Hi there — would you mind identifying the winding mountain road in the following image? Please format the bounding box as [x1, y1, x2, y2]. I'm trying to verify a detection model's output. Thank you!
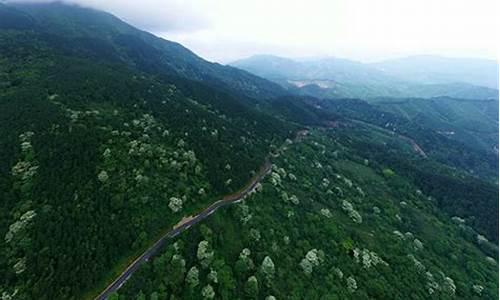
[94, 128, 310, 299]
[94, 159, 273, 300]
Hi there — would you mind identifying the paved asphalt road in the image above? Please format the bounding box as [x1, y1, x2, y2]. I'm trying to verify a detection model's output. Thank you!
[94, 160, 273, 300]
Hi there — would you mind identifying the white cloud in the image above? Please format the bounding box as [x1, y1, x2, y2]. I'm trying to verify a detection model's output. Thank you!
[6, 0, 499, 62]
[6, 0, 212, 32]
[160, 0, 500, 62]
[86, 0, 212, 32]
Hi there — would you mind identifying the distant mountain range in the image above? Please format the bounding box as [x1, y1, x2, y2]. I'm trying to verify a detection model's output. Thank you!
[372, 55, 499, 89]
[231, 54, 499, 100]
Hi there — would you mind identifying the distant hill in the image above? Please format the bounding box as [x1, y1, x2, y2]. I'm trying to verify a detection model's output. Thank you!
[372, 55, 499, 89]
[231, 54, 405, 89]
[231, 55, 499, 100]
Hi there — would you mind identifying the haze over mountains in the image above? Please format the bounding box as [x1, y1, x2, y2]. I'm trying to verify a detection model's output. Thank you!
[372, 55, 499, 89]
[0, 2, 498, 300]
[231, 54, 499, 100]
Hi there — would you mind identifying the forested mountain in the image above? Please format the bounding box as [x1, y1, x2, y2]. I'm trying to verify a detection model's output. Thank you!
[0, 3, 329, 299]
[311, 97, 499, 181]
[231, 55, 499, 100]
[372, 97, 498, 155]
[117, 127, 498, 300]
[0, 2, 498, 300]
[1, 2, 287, 99]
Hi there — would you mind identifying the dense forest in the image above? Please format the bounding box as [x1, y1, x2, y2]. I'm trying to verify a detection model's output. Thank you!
[116, 129, 498, 299]
[0, 3, 331, 298]
[313, 97, 498, 181]
[0, 2, 498, 300]
[0, 49, 303, 299]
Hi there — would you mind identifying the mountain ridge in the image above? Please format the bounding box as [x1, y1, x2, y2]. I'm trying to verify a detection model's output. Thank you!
[6, 2, 289, 99]
[230, 54, 499, 100]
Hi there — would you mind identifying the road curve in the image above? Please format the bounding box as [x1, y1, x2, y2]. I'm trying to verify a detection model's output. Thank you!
[94, 159, 273, 300]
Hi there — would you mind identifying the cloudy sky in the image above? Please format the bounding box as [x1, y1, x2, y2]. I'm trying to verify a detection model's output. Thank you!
[8, 0, 500, 63]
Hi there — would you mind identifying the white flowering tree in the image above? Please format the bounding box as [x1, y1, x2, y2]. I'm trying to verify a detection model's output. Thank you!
[352, 248, 388, 269]
[270, 172, 281, 186]
[4, 210, 37, 274]
[97, 170, 109, 183]
[244, 276, 259, 298]
[289, 195, 300, 205]
[12, 132, 39, 192]
[186, 266, 199, 288]
[341, 200, 362, 223]
[235, 248, 254, 277]
[207, 269, 218, 283]
[472, 284, 484, 295]
[299, 257, 314, 275]
[249, 228, 261, 241]
[260, 256, 275, 278]
[407, 254, 425, 273]
[197, 240, 214, 269]
[442, 276, 456, 295]
[300, 249, 323, 275]
[413, 239, 424, 251]
[201, 284, 215, 299]
[102, 148, 111, 159]
[426, 272, 439, 295]
[346, 276, 357, 293]
[168, 197, 183, 213]
[238, 202, 252, 224]
[333, 267, 344, 279]
[320, 208, 332, 218]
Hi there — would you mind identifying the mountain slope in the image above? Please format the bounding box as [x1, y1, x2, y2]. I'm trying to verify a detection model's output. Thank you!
[1, 3, 321, 299]
[306, 97, 499, 243]
[4, 2, 288, 99]
[312, 97, 498, 180]
[0, 54, 288, 299]
[372, 97, 499, 153]
[116, 128, 498, 299]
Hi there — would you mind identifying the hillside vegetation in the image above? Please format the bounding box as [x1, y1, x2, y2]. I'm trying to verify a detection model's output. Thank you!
[116, 128, 499, 299]
[0, 3, 497, 300]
